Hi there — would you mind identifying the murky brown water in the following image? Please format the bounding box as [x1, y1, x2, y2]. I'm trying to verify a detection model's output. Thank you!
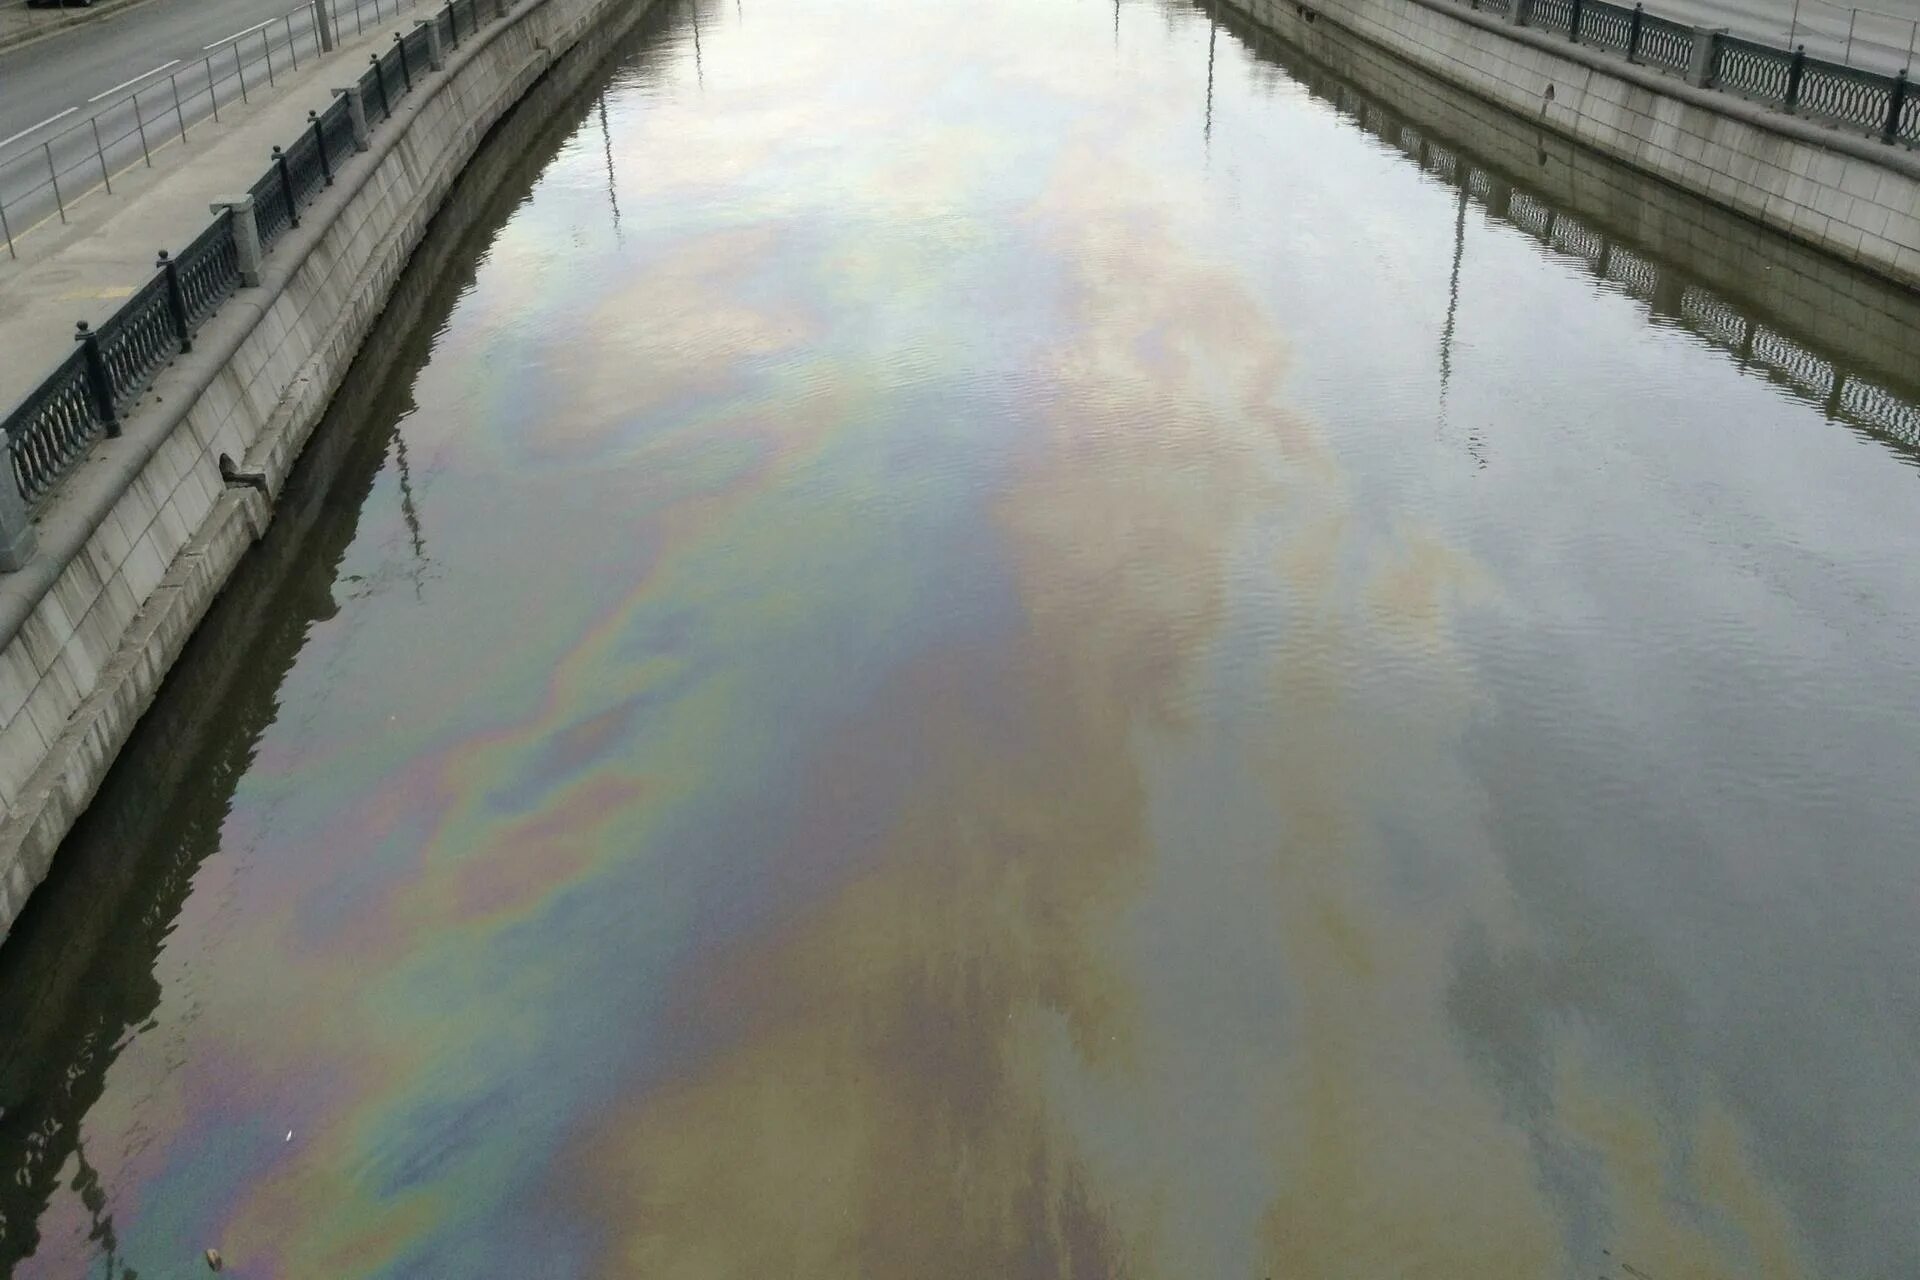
[3, 1, 1920, 1276]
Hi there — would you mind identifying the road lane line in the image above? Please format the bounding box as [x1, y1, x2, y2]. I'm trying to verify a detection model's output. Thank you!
[86, 60, 182, 103]
[0, 109, 78, 151]
[204, 17, 278, 49]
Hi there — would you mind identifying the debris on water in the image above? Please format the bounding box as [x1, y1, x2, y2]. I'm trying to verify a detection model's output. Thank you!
[205, 1247, 223, 1271]
[286, 1129, 293, 1142]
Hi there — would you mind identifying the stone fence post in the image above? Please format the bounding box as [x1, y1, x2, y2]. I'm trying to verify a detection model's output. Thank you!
[210, 194, 263, 286]
[1688, 26, 1724, 87]
[1506, 0, 1529, 25]
[333, 85, 371, 151]
[417, 18, 445, 71]
[0, 458, 37, 571]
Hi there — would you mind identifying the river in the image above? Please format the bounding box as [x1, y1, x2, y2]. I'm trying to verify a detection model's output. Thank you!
[3, 0, 1919, 1275]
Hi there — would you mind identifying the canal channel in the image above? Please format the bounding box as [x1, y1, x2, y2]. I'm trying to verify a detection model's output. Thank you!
[2, 0, 1919, 1275]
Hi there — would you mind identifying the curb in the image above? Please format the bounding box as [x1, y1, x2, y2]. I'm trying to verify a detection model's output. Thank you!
[0, 0, 168, 56]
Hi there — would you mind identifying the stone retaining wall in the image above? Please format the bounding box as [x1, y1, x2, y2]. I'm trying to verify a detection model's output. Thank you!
[0, 0, 660, 941]
[1210, 2, 1920, 388]
[1224, 0, 1920, 290]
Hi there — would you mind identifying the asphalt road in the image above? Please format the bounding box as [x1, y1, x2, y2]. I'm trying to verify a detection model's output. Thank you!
[1, 0, 315, 144]
[0, 0, 406, 248]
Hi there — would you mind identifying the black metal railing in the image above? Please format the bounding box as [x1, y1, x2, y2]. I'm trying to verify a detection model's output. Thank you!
[0, 0, 513, 535]
[1530, 0, 1689, 70]
[361, 60, 391, 123]
[177, 215, 242, 329]
[1716, 34, 1797, 99]
[1529, 0, 1575, 34]
[8, 350, 102, 502]
[1449, 0, 1920, 146]
[95, 275, 179, 411]
[380, 43, 408, 104]
[283, 129, 329, 209]
[251, 166, 296, 250]
[403, 23, 435, 75]
[319, 95, 358, 164]
[1636, 12, 1694, 72]
[1580, 1, 1638, 56]
[1799, 55, 1904, 133]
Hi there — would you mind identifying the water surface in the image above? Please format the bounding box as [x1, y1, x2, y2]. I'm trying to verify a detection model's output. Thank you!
[4, 0, 1920, 1276]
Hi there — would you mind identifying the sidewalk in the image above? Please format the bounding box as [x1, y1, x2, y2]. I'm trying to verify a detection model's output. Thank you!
[0, 2, 432, 416]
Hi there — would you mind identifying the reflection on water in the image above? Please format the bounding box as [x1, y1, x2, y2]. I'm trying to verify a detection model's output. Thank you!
[3, 0, 1919, 1277]
[1214, 0, 1920, 464]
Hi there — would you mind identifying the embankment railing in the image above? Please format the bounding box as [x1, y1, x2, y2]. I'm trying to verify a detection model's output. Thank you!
[1466, 0, 1918, 146]
[0, 0, 489, 571]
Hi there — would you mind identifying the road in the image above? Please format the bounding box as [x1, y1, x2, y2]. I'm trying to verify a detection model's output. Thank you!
[0, 0, 309, 145]
[0, 0, 411, 250]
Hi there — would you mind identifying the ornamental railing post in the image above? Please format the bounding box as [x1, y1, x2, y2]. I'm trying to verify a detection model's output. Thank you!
[75, 322, 121, 439]
[158, 250, 193, 352]
[1568, 0, 1584, 41]
[273, 146, 302, 228]
[1785, 44, 1807, 110]
[1884, 69, 1909, 143]
[395, 32, 413, 94]
[370, 54, 392, 119]
[309, 110, 334, 185]
[1687, 25, 1724, 87]
[1627, 3, 1644, 61]
[334, 85, 372, 150]
[0, 437, 39, 571]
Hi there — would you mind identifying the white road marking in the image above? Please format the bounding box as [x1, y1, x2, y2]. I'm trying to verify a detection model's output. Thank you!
[86, 59, 182, 103]
[204, 17, 279, 49]
[0, 108, 78, 150]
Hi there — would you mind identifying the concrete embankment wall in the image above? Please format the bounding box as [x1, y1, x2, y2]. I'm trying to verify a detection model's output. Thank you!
[1223, 0, 1920, 290]
[1209, 2, 1920, 388]
[0, 0, 660, 940]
